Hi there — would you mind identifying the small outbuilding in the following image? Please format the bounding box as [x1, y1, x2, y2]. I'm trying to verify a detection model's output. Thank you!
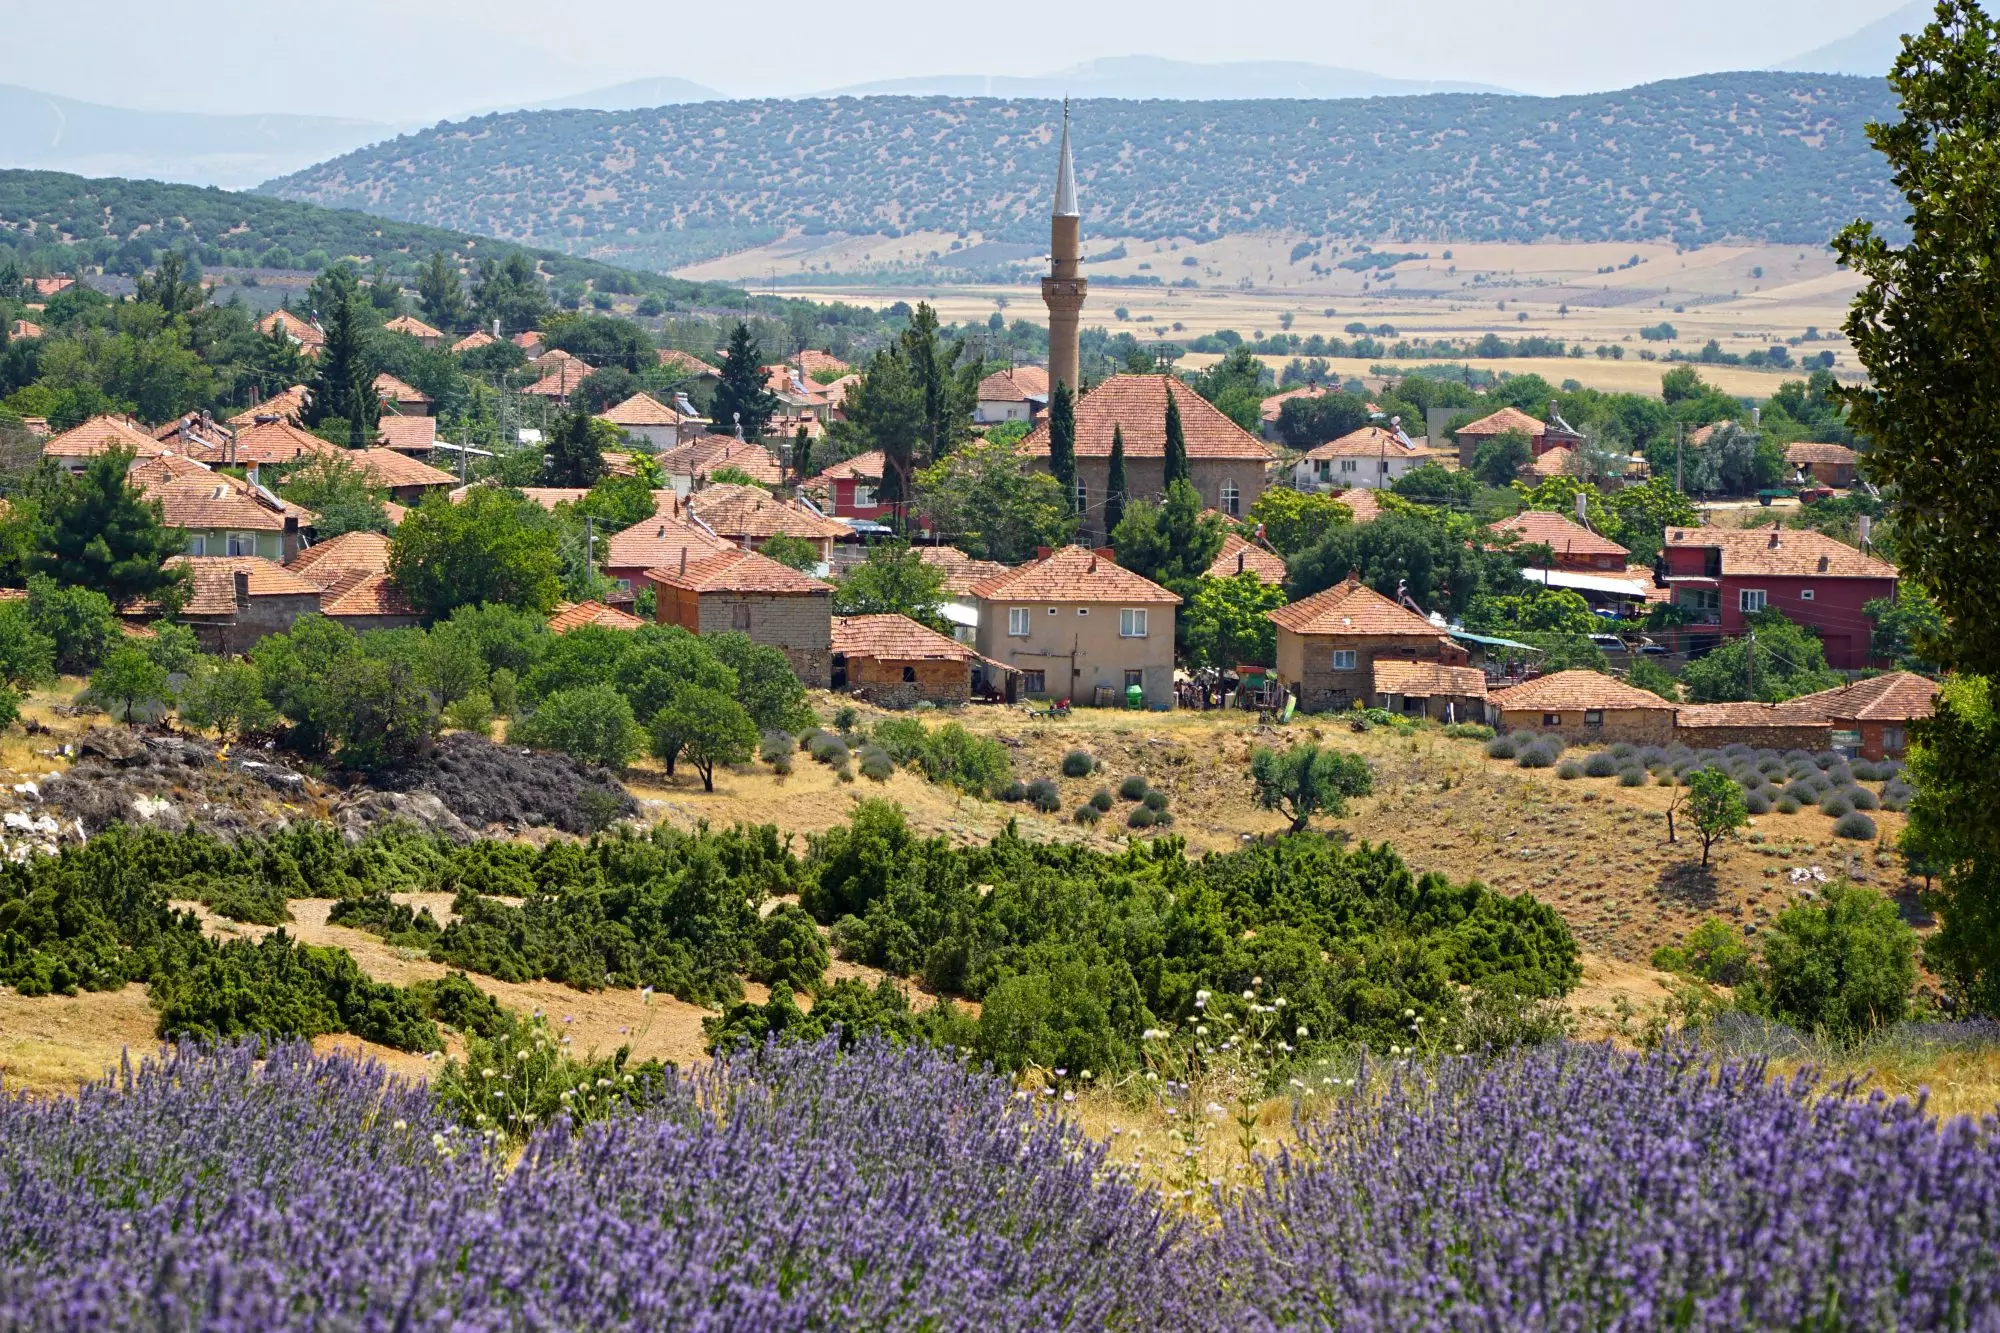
[1486, 669, 1678, 743]
[831, 614, 1011, 706]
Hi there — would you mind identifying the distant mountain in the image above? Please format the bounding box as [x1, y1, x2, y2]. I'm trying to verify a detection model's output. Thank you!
[822, 56, 1510, 100]
[0, 84, 394, 189]
[263, 73, 1903, 271]
[514, 77, 727, 112]
[1776, 1, 1925, 76]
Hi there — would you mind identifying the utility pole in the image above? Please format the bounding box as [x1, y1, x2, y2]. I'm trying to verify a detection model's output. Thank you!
[1674, 422, 1684, 493]
[1746, 626, 1755, 699]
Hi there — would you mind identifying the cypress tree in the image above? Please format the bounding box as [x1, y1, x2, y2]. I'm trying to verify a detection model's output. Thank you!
[1047, 381, 1076, 512]
[1162, 382, 1190, 488]
[711, 323, 779, 440]
[793, 424, 812, 484]
[1105, 424, 1128, 536]
[303, 283, 378, 449]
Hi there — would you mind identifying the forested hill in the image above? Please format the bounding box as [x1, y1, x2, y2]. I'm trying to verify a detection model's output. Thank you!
[0, 171, 745, 302]
[263, 73, 1902, 268]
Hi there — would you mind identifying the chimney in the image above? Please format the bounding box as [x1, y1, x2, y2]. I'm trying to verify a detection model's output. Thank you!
[1088, 554, 1098, 573]
[1035, 546, 1053, 560]
[1768, 528, 1782, 549]
[1093, 546, 1116, 561]
[1858, 514, 1873, 546]
[1817, 554, 1830, 572]
[679, 547, 687, 574]
[233, 569, 250, 610]
[1236, 551, 1246, 574]
[493, 317, 501, 339]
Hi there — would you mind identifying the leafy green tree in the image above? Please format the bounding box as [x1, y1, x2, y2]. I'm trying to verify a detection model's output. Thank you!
[1758, 883, 1917, 1039]
[26, 576, 119, 674]
[1104, 424, 1128, 535]
[1250, 743, 1373, 832]
[1606, 475, 1700, 559]
[542, 404, 609, 487]
[756, 533, 821, 572]
[1680, 611, 1842, 703]
[276, 452, 388, 537]
[1866, 584, 1945, 673]
[88, 642, 170, 724]
[1277, 391, 1369, 448]
[897, 302, 982, 467]
[177, 657, 276, 741]
[514, 684, 637, 767]
[833, 346, 921, 512]
[972, 946, 1150, 1076]
[328, 654, 436, 770]
[573, 473, 661, 531]
[1685, 769, 1747, 868]
[1392, 461, 1482, 511]
[1289, 507, 1510, 620]
[416, 252, 469, 333]
[141, 621, 199, 676]
[250, 615, 360, 755]
[1184, 572, 1286, 670]
[710, 324, 779, 442]
[1626, 657, 1680, 702]
[470, 253, 553, 335]
[751, 903, 831, 995]
[547, 314, 654, 373]
[1462, 586, 1598, 637]
[912, 435, 1074, 564]
[1470, 428, 1533, 488]
[652, 686, 757, 791]
[1650, 917, 1754, 986]
[1162, 384, 1190, 488]
[1110, 479, 1225, 634]
[301, 278, 379, 449]
[35, 449, 186, 606]
[1046, 380, 1076, 511]
[0, 600, 55, 687]
[1185, 346, 1268, 433]
[133, 251, 204, 319]
[831, 543, 947, 630]
[1247, 488, 1352, 557]
[708, 631, 813, 733]
[390, 489, 563, 619]
[607, 623, 732, 725]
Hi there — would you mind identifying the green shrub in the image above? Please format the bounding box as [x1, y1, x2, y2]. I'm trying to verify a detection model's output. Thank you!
[1776, 795, 1801, 814]
[1557, 760, 1584, 780]
[1026, 778, 1062, 813]
[1127, 806, 1157, 829]
[1755, 883, 1915, 1038]
[1834, 812, 1878, 840]
[1583, 751, 1619, 778]
[151, 929, 441, 1053]
[1089, 787, 1114, 812]
[751, 903, 830, 995]
[1650, 917, 1755, 985]
[1118, 775, 1150, 801]
[1819, 792, 1854, 817]
[999, 780, 1028, 803]
[1516, 745, 1555, 769]
[326, 892, 442, 948]
[1074, 804, 1101, 827]
[1618, 768, 1647, 787]
[1442, 722, 1494, 740]
[412, 971, 513, 1040]
[857, 745, 895, 782]
[833, 704, 860, 734]
[704, 976, 976, 1056]
[433, 1013, 668, 1140]
[870, 718, 928, 764]
[1061, 749, 1095, 778]
[1142, 789, 1169, 812]
[1743, 789, 1772, 814]
[512, 685, 637, 767]
[442, 689, 495, 734]
[1485, 736, 1518, 759]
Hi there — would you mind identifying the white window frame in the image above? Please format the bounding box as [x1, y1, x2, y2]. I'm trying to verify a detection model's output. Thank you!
[852, 484, 876, 507]
[1740, 588, 1768, 614]
[1799, 588, 1815, 601]
[1075, 480, 1088, 513]
[1076, 608, 1089, 616]
[1220, 479, 1240, 516]
[188, 534, 208, 556]
[1340, 459, 1358, 474]
[1119, 608, 1148, 638]
[226, 531, 255, 558]
[1331, 649, 1357, 671]
[1542, 712, 1562, 727]
[1007, 607, 1030, 637]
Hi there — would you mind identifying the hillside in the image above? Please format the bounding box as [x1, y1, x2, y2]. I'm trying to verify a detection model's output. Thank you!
[0, 170, 746, 303]
[262, 74, 1904, 273]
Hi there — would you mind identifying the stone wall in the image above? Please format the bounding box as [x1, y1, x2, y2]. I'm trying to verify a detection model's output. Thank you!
[839, 656, 971, 708]
[186, 593, 324, 656]
[1276, 629, 1458, 714]
[1674, 721, 1833, 752]
[1495, 704, 1676, 745]
[695, 591, 833, 688]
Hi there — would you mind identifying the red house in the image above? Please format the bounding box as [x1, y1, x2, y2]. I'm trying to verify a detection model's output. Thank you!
[1662, 523, 1897, 670]
[804, 450, 887, 521]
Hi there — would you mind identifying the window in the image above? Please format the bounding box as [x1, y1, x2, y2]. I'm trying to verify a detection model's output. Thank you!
[1584, 710, 1604, 726]
[1220, 479, 1240, 516]
[1124, 669, 1144, 689]
[226, 532, 254, 557]
[1048, 607, 1058, 616]
[853, 485, 875, 507]
[1799, 588, 1815, 601]
[1075, 480, 1088, 513]
[188, 534, 208, 556]
[1008, 607, 1030, 637]
[1340, 459, 1358, 474]
[1378, 460, 1391, 474]
[1077, 608, 1089, 616]
[1119, 608, 1148, 638]
[1331, 649, 1357, 671]
[901, 666, 917, 683]
[1022, 670, 1046, 694]
[1883, 726, 1906, 753]
[731, 602, 752, 630]
[1740, 588, 1768, 614]
[1542, 713, 1562, 727]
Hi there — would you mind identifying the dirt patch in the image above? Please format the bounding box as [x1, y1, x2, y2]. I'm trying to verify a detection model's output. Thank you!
[0, 983, 161, 1095]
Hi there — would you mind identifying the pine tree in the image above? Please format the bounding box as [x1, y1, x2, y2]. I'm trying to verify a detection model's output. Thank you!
[793, 424, 812, 483]
[1104, 425, 1128, 536]
[1047, 381, 1076, 512]
[416, 252, 469, 333]
[35, 448, 187, 606]
[303, 282, 379, 449]
[711, 324, 779, 441]
[1162, 382, 1190, 488]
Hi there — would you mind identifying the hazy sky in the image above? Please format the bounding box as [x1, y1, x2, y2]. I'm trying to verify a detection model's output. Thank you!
[11, 0, 1909, 122]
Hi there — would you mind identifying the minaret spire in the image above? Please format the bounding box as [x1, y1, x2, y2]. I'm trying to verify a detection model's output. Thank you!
[1042, 99, 1087, 396]
[1053, 99, 1079, 218]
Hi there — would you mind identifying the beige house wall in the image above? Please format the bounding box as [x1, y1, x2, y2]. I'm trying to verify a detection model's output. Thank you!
[974, 596, 1176, 708]
[1275, 627, 1459, 714]
[1062, 457, 1270, 541]
[1495, 704, 1675, 744]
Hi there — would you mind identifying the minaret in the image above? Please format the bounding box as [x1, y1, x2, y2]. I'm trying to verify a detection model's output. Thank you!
[1042, 101, 1086, 396]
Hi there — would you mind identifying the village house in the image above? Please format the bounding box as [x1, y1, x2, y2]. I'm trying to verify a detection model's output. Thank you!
[1018, 374, 1276, 539]
[1370, 659, 1491, 722]
[1487, 670, 1678, 743]
[381, 314, 443, 347]
[1292, 424, 1434, 492]
[134, 457, 312, 562]
[373, 373, 433, 417]
[226, 385, 310, 427]
[686, 484, 850, 568]
[549, 600, 647, 634]
[917, 545, 1012, 642]
[1662, 524, 1897, 669]
[1257, 383, 1338, 440]
[1674, 702, 1835, 753]
[797, 350, 850, 381]
[512, 331, 545, 355]
[346, 449, 457, 505]
[645, 548, 834, 687]
[974, 366, 1050, 425]
[1452, 403, 1586, 470]
[1331, 488, 1383, 524]
[165, 557, 329, 654]
[257, 310, 324, 356]
[804, 450, 888, 521]
[1265, 576, 1472, 715]
[657, 348, 719, 382]
[601, 506, 731, 593]
[1776, 671, 1940, 760]
[762, 365, 836, 428]
[283, 531, 421, 632]
[658, 438, 785, 496]
[8, 319, 41, 340]
[1489, 510, 1631, 573]
[521, 359, 594, 403]
[377, 416, 439, 455]
[1785, 441, 1861, 489]
[203, 418, 330, 469]
[1204, 531, 1288, 586]
[832, 613, 1010, 706]
[970, 546, 1180, 708]
[40, 415, 171, 470]
[450, 330, 495, 355]
[597, 392, 699, 452]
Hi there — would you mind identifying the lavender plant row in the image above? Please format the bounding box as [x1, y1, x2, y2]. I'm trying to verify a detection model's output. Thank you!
[0, 1040, 1186, 1331]
[1207, 1042, 2000, 1330]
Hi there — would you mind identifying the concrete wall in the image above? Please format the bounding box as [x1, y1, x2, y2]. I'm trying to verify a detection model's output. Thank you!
[187, 528, 286, 562]
[1276, 628, 1460, 714]
[1066, 457, 1269, 542]
[974, 596, 1176, 708]
[1495, 704, 1675, 744]
[689, 590, 833, 688]
[838, 655, 971, 708]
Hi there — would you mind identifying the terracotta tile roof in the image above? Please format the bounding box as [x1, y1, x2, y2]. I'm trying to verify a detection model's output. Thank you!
[168, 556, 323, 615]
[1267, 576, 1439, 637]
[762, 364, 829, 400]
[382, 314, 442, 340]
[1687, 421, 1731, 448]
[1778, 671, 1940, 724]
[663, 440, 787, 486]
[1527, 446, 1575, 478]
[549, 599, 647, 633]
[917, 546, 1011, 595]
[970, 545, 1180, 604]
[451, 330, 495, 354]
[1332, 488, 1383, 523]
[9, 319, 42, 340]
[1665, 525, 1897, 579]
[1785, 441, 1859, 466]
[42, 414, 167, 460]
[466, 485, 587, 510]
[511, 330, 544, 351]
[1019, 374, 1275, 462]
[1304, 426, 1425, 461]
[1455, 406, 1544, 438]
[128, 453, 215, 486]
[30, 277, 72, 296]
[349, 448, 455, 491]
[213, 419, 338, 467]
[603, 511, 731, 571]
[1488, 669, 1677, 713]
[688, 484, 848, 540]
[598, 392, 681, 427]
[377, 415, 438, 452]
[318, 571, 416, 618]
[1205, 532, 1288, 585]
[1676, 702, 1823, 728]
[257, 310, 324, 348]
[809, 449, 884, 483]
[977, 366, 1050, 402]
[1372, 659, 1488, 699]
[832, 613, 982, 662]
[226, 385, 310, 427]
[1259, 383, 1337, 423]
[142, 471, 310, 532]
[288, 530, 393, 580]
[383, 501, 409, 526]
[645, 547, 833, 595]
[522, 360, 595, 397]
[534, 347, 579, 367]
[373, 373, 430, 406]
[1490, 510, 1629, 560]
[657, 348, 715, 375]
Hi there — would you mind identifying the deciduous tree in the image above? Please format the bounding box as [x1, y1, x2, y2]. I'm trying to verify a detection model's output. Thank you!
[1250, 743, 1373, 832]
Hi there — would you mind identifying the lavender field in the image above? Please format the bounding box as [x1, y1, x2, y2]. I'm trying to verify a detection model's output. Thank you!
[3, 1039, 1999, 1331]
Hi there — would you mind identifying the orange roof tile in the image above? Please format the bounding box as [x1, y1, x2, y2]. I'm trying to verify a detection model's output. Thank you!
[451, 330, 495, 354]
[832, 613, 982, 662]
[645, 548, 833, 595]
[1777, 672, 1939, 724]
[657, 348, 715, 375]
[1528, 447, 1575, 478]
[603, 511, 732, 571]
[1676, 702, 1822, 728]
[1487, 669, 1677, 712]
[382, 314, 442, 340]
[218, 419, 339, 467]
[1372, 659, 1488, 698]
[977, 366, 1051, 402]
[349, 448, 455, 491]
[128, 453, 215, 486]
[377, 416, 438, 452]
[808, 449, 884, 483]
[598, 392, 681, 428]
[1490, 510, 1629, 560]
[226, 385, 310, 427]
[1785, 441, 1859, 466]
[1332, 488, 1383, 523]
[1259, 383, 1337, 423]
[549, 600, 647, 633]
[521, 360, 595, 397]
[797, 350, 850, 378]
[373, 373, 430, 405]
[688, 485, 848, 541]
[288, 531, 393, 581]
[1266, 577, 1439, 637]
[1664, 525, 1896, 579]
[9, 319, 42, 340]
[1020, 375, 1275, 462]
[257, 310, 324, 347]
[1304, 426, 1425, 461]
[41, 414, 167, 460]
[672, 440, 790, 488]
[167, 556, 323, 615]
[917, 546, 1011, 595]
[970, 545, 1180, 604]
[1205, 532, 1288, 585]
[1455, 406, 1544, 438]
[319, 571, 416, 618]
[511, 330, 545, 351]
[142, 472, 310, 532]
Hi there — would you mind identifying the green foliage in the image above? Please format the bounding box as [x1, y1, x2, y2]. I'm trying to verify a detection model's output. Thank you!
[327, 653, 437, 771]
[152, 928, 440, 1053]
[514, 684, 638, 768]
[1904, 678, 2000, 1012]
[1755, 883, 1917, 1039]
[831, 542, 948, 629]
[1866, 584, 1945, 674]
[1111, 479, 1224, 650]
[1469, 429, 1533, 488]
[541, 403, 612, 487]
[1685, 769, 1748, 868]
[750, 902, 830, 995]
[756, 532, 821, 571]
[1462, 586, 1598, 637]
[300, 276, 379, 447]
[706, 631, 812, 733]
[433, 1011, 667, 1141]
[1288, 506, 1513, 619]
[1250, 743, 1374, 832]
[1246, 488, 1353, 558]
[0, 599, 55, 686]
[1183, 571, 1285, 670]
[710, 323, 779, 441]
[1625, 657, 1680, 702]
[1392, 462, 1480, 510]
[704, 976, 975, 1056]
[913, 434, 1075, 563]
[1276, 391, 1370, 448]
[25, 576, 118, 675]
[651, 686, 757, 791]
[1650, 917, 1754, 985]
[87, 642, 170, 724]
[1680, 610, 1842, 703]
[275, 452, 391, 537]
[33, 448, 186, 607]
[1046, 380, 1075, 507]
[390, 488, 563, 619]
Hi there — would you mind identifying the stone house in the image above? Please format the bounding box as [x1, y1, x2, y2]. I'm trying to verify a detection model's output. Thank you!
[645, 548, 834, 688]
[166, 557, 328, 655]
[373, 373, 433, 417]
[1452, 403, 1585, 469]
[1784, 441, 1860, 489]
[831, 614, 1009, 706]
[1776, 671, 1939, 759]
[40, 414, 168, 471]
[1674, 702, 1834, 752]
[970, 545, 1180, 708]
[549, 600, 647, 634]
[1017, 375, 1275, 540]
[1266, 576, 1468, 714]
[1370, 659, 1489, 723]
[687, 483, 850, 568]
[1486, 670, 1678, 743]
